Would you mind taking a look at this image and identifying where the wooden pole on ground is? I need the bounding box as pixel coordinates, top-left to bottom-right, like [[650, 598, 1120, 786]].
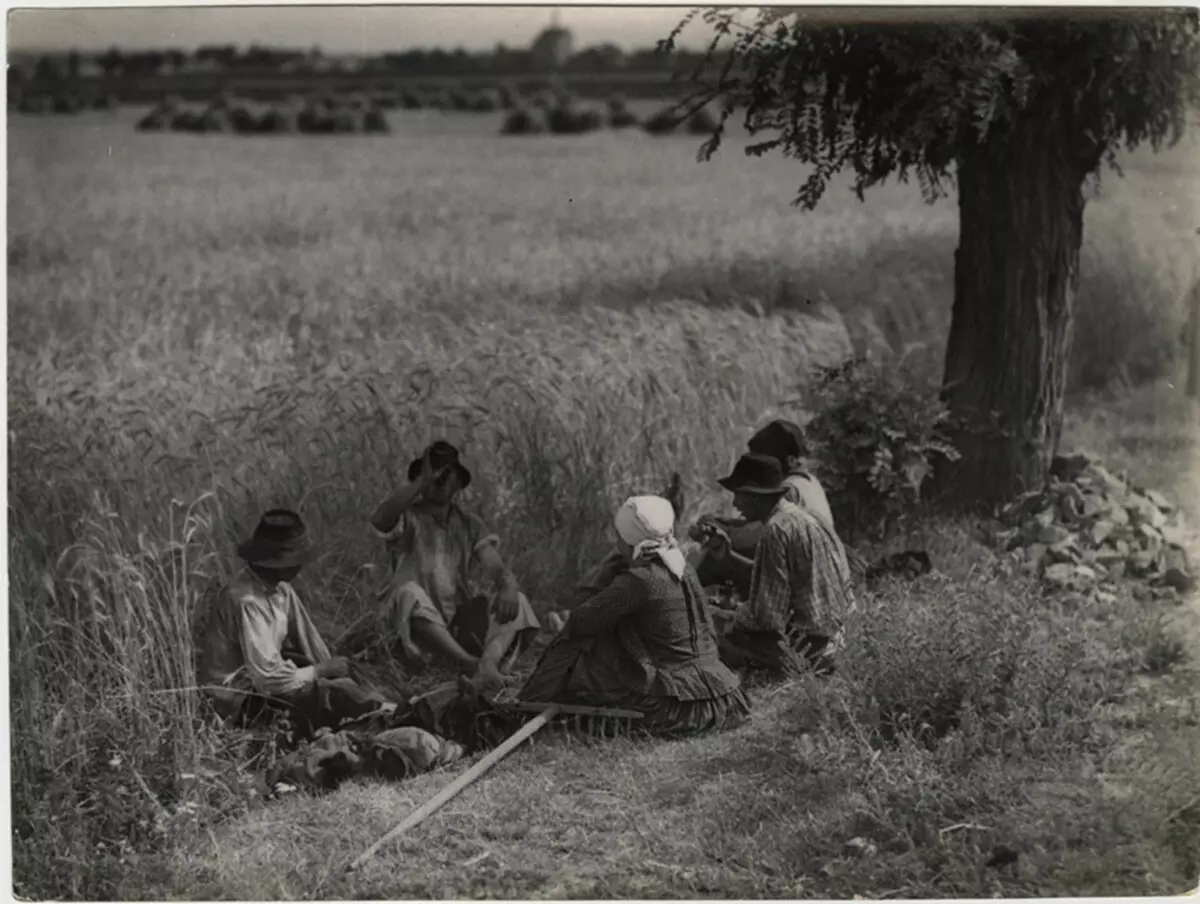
[[345, 702, 562, 874], [508, 701, 644, 720]]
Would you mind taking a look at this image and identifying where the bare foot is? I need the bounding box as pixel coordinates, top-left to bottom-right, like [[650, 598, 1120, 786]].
[[398, 641, 429, 674]]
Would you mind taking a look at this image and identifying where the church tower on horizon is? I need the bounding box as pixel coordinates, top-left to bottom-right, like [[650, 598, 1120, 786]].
[[531, 7, 572, 70]]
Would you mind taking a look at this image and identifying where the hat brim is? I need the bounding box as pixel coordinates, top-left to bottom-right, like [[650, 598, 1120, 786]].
[[718, 476, 789, 495], [407, 458, 472, 488], [237, 538, 315, 569]]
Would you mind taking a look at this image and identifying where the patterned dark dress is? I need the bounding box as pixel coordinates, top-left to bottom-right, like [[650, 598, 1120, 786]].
[[519, 558, 751, 737]]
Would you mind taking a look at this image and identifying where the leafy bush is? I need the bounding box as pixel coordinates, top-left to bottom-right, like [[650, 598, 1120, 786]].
[[803, 352, 960, 541]]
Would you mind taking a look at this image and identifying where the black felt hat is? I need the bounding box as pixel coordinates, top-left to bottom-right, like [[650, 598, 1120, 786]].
[[407, 440, 472, 489], [718, 453, 790, 496], [236, 509, 316, 569], [747, 419, 808, 460]]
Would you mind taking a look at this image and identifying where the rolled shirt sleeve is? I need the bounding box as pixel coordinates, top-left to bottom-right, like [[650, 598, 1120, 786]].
[[239, 595, 318, 699], [284, 584, 334, 665], [373, 507, 414, 544]]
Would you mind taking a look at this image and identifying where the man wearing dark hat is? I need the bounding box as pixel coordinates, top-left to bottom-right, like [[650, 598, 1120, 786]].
[[355, 440, 540, 689], [689, 418, 836, 597], [747, 418, 835, 531], [198, 510, 393, 729], [702, 453, 854, 676]]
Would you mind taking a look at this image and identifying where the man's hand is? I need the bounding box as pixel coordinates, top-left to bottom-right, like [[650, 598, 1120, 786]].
[[688, 515, 722, 543], [314, 656, 351, 680], [478, 543, 519, 623], [417, 446, 450, 492], [704, 527, 732, 561], [492, 585, 521, 624]]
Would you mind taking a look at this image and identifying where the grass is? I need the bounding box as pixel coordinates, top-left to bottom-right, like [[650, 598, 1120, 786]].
[[7, 102, 1200, 899]]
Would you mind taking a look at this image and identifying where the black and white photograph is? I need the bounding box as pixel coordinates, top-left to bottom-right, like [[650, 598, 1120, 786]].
[[6, 1, 1200, 898]]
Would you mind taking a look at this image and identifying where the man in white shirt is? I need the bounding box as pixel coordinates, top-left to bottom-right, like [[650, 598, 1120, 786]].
[[196, 508, 462, 776]]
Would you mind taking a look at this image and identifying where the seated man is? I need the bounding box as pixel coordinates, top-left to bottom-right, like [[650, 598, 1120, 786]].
[[690, 418, 836, 597], [703, 454, 854, 677], [748, 419, 835, 530], [350, 440, 541, 689], [197, 509, 430, 742]]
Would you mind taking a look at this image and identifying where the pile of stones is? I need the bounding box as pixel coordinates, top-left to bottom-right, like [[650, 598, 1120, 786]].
[[996, 450, 1194, 601]]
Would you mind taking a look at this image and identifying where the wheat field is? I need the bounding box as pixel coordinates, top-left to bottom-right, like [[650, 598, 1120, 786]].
[[7, 102, 1200, 898]]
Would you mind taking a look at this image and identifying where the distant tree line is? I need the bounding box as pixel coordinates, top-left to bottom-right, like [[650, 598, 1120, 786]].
[[14, 38, 721, 83]]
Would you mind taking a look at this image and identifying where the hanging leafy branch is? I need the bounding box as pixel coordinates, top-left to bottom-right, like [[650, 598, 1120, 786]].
[[660, 7, 1200, 210]]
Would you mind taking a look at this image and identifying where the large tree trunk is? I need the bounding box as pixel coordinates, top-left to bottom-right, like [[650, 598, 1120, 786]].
[[935, 109, 1089, 513], [1186, 281, 1200, 400]]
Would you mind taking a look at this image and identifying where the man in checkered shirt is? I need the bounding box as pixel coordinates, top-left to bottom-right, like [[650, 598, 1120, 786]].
[[700, 452, 854, 676]]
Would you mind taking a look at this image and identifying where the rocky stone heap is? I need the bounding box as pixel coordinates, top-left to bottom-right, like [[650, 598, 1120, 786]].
[[997, 450, 1194, 600]]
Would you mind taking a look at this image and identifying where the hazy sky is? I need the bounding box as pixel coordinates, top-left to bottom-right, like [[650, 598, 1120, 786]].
[[6, 4, 716, 54]]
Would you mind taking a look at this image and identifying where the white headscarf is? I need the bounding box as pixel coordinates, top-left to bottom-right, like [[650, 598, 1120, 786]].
[[613, 495, 687, 581]]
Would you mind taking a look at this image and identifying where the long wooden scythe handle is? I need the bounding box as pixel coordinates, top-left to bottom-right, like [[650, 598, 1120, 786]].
[[345, 702, 562, 873]]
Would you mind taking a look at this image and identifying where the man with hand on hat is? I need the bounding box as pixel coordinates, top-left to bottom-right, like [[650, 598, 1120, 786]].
[[197, 510, 397, 730], [702, 453, 854, 676], [356, 440, 540, 691]]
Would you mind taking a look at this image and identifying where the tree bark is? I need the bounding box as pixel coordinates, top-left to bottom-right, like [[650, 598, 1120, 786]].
[[935, 106, 1089, 513], [1186, 281, 1200, 400]]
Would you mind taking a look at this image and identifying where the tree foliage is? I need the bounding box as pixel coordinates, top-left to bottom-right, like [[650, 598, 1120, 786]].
[[662, 7, 1200, 208]]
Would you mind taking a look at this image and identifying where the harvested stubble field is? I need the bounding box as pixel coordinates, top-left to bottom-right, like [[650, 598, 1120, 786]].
[[8, 103, 1200, 899]]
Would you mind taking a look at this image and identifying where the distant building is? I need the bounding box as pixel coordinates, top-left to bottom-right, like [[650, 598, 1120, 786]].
[[530, 26, 574, 71]]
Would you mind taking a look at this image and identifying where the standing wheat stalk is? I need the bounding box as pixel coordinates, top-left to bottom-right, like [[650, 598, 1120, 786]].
[[365, 378, 406, 460]]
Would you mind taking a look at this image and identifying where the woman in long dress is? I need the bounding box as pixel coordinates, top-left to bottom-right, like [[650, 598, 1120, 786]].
[[518, 495, 751, 737]]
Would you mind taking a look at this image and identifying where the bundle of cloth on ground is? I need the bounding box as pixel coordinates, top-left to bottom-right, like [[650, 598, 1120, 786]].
[[194, 422, 869, 793]]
